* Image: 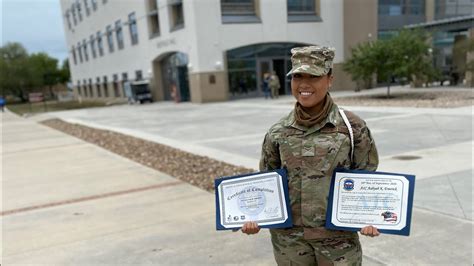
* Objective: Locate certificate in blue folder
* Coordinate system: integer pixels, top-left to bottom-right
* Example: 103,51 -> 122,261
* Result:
215,169 -> 293,231
326,168 -> 415,236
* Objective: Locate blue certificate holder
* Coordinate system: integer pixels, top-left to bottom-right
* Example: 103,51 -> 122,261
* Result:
326,168 -> 415,236
215,169 -> 293,231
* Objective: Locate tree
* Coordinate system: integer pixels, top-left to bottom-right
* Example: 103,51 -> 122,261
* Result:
0,42 -> 31,100
28,52 -> 60,97
0,42 -> 69,101
58,59 -> 71,84
343,41 -> 378,90
344,29 -> 437,96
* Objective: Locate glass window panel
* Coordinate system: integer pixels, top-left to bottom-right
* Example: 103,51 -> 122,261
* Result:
115,20 -> 124,49
221,0 -> 255,15
288,0 -> 315,14
106,25 -> 114,52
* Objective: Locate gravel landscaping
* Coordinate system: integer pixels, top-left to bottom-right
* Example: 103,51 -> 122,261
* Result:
333,90 -> 473,108
41,119 -> 255,192
41,89 -> 472,192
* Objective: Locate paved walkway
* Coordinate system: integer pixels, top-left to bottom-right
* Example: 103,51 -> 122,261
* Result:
4,86 -> 473,265
1,111 -> 275,265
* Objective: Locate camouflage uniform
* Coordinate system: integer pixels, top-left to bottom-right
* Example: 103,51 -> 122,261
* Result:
259,46 -> 379,266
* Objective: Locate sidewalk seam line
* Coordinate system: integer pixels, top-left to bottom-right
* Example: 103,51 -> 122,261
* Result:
1,181 -> 183,217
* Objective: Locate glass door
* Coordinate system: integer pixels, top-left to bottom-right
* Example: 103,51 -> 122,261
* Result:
257,59 -> 273,95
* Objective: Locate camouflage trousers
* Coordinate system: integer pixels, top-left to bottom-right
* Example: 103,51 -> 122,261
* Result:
270,229 -> 362,266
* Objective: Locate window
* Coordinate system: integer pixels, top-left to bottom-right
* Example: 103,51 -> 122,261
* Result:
88,79 -> 93,97
135,70 -> 143,81
90,35 -> 97,58
96,77 -> 102,97
83,79 -> 87,97
71,5 -> 77,25
435,0 -> 471,19
122,72 -> 128,96
115,20 -> 124,50
82,40 -> 89,61
113,74 -> 120,97
65,10 -> 72,30
71,45 -> 77,65
147,0 -> 160,38
92,0 -> 97,11
407,0 -> 424,15
103,76 -> 109,97
76,0 -> 83,21
170,0 -> 185,31
97,31 -> 104,56
84,85 -> 88,97
379,0 -> 403,15
77,42 -> 83,63
288,0 -> 315,14
378,0 -> 425,16
106,25 -> 114,53
128,12 -> 139,45
221,0 -> 255,15
83,0 -> 90,16
77,81 -> 81,96
221,0 -> 259,23
287,0 -> 320,22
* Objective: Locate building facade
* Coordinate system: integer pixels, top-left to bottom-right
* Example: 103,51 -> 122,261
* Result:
60,0 -> 377,103
378,0 -> 473,80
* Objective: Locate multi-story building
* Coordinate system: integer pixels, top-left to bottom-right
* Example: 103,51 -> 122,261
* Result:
60,0 -> 377,103
378,0 -> 473,83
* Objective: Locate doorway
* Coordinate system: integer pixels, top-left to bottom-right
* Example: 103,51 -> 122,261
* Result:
257,58 -> 289,96
160,52 -> 190,102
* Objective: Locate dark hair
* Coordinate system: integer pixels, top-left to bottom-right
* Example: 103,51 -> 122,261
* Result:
328,68 -> 333,77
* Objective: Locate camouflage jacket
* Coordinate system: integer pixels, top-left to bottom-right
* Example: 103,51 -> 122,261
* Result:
259,104 -> 378,229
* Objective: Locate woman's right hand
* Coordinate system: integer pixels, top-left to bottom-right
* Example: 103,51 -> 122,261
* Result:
241,221 -> 260,235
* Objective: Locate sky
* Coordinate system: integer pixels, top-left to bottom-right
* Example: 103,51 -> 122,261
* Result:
1,0 -> 68,62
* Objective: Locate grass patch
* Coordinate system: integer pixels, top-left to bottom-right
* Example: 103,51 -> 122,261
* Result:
7,101 -> 108,116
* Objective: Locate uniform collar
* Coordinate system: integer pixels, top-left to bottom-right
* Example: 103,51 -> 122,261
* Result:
284,104 -> 340,134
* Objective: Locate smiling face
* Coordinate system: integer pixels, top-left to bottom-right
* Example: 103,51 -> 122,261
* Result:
291,72 -> 333,112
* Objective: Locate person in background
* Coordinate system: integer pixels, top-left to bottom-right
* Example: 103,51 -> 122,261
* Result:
262,72 -> 271,99
269,71 -> 281,99
0,96 -> 6,112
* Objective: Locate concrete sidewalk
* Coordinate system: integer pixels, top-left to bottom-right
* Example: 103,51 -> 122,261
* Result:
1,111 -> 275,265
33,90 -> 473,265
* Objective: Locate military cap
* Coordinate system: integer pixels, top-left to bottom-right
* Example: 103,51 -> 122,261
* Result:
286,45 -> 335,76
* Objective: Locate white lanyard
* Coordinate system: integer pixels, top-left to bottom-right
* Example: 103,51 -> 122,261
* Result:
338,108 -> 354,162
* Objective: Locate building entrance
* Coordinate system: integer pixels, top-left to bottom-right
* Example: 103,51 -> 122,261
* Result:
160,52 -> 190,102
226,42 -> 306,99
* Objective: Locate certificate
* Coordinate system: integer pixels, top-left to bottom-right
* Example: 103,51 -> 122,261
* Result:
326,168 -> 415,236
215,169 -> 292,230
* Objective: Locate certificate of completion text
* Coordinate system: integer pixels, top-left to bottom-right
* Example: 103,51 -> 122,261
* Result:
217,171 -> 290,229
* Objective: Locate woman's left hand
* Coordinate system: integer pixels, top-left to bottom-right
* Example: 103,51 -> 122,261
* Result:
360,225 -> 380,237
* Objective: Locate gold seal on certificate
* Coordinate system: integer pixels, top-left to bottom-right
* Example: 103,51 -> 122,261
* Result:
326,169 -> 415,236
215,169 -> 292,230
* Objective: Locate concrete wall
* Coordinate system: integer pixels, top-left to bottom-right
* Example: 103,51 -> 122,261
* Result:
189,0 -> 345,98
189,71 -> 229,103
338,0 -> 378,91
61,0 -> 376,102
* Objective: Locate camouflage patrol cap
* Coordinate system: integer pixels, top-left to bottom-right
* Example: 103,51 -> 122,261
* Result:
286,46 -> 335,76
